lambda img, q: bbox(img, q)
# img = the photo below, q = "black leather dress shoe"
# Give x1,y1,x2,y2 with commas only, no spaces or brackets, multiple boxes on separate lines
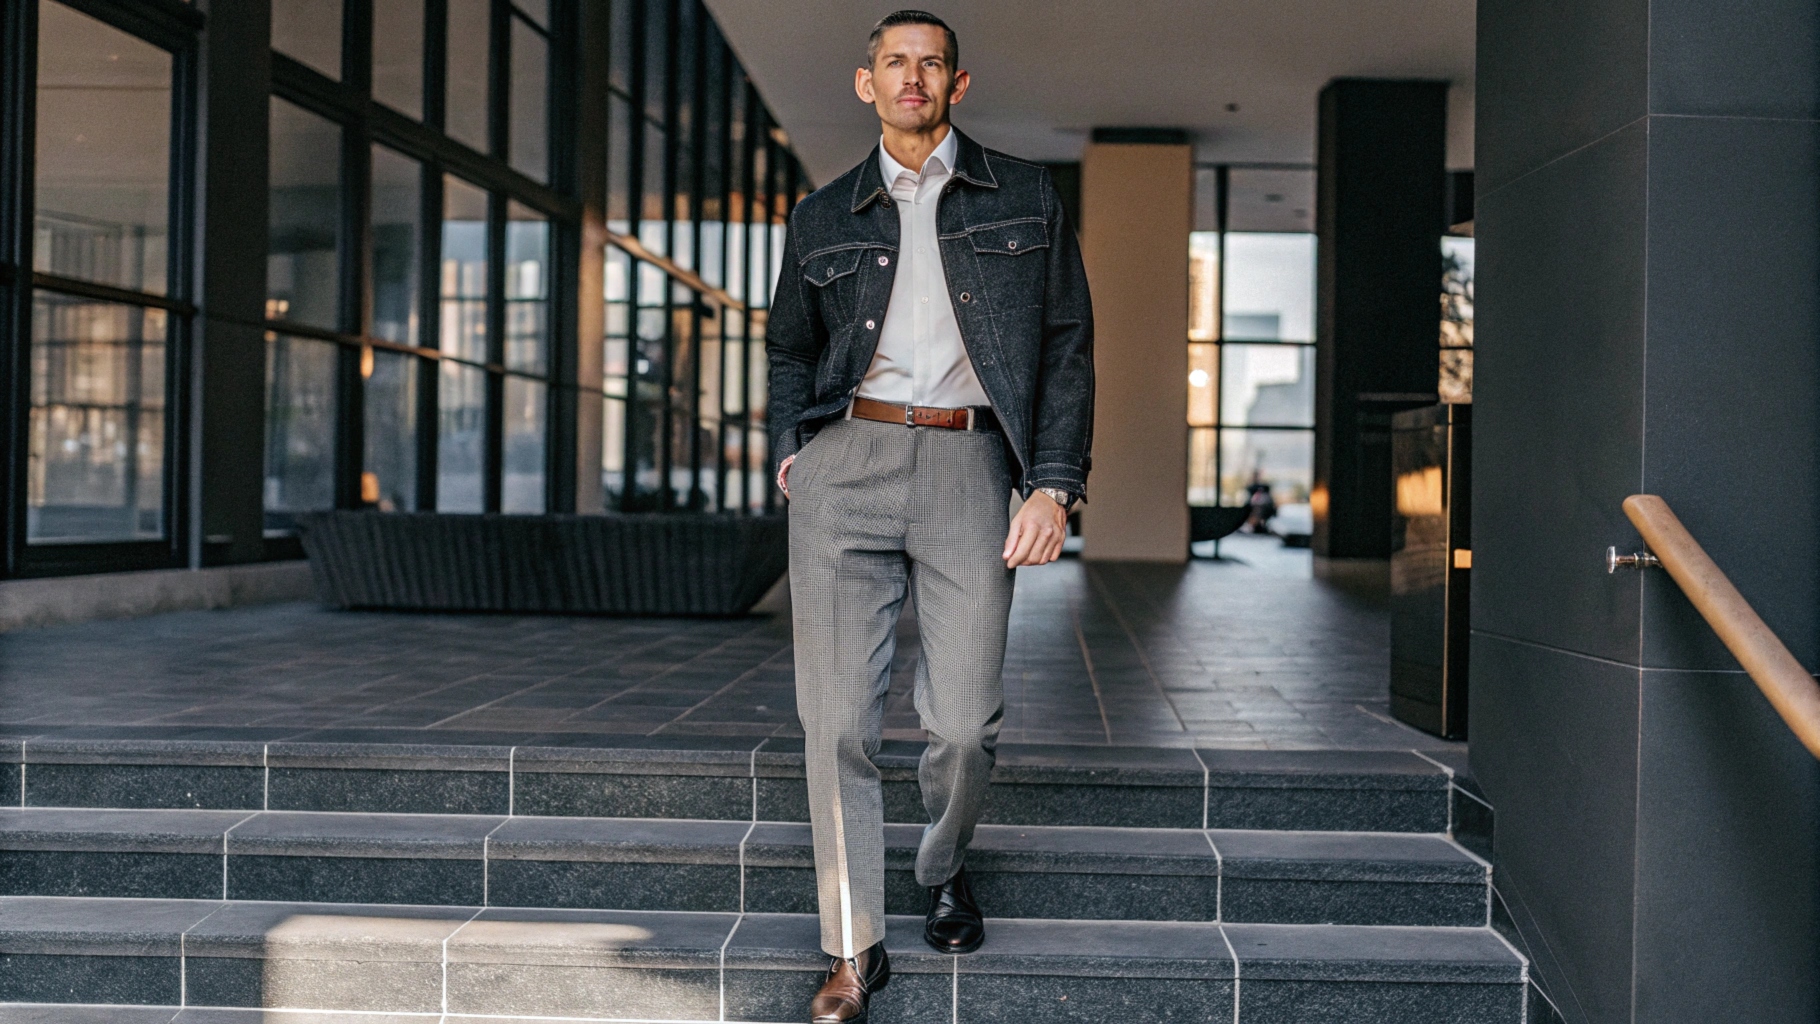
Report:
809,941,889,1023
924,865,985,954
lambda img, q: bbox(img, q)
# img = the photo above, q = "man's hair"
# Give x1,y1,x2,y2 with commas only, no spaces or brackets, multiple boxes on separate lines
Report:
865,10,958,71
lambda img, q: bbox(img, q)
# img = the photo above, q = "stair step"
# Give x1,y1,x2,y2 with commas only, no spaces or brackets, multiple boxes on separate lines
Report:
2,729,1451,831
0,807,1487,927
0,896,1525,1023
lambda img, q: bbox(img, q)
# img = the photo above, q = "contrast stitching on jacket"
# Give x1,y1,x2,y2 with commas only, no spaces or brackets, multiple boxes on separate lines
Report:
799,240,895,266
938,216,1047,240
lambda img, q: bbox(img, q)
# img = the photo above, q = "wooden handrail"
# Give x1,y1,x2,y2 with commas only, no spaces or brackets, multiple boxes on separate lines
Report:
1623,495,1820,759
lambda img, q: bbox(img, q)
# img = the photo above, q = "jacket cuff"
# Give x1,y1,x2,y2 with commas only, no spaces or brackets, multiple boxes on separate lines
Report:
1023,459,1088,499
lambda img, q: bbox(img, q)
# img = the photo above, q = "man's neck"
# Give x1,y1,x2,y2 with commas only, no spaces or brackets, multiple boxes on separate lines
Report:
881,122,951,175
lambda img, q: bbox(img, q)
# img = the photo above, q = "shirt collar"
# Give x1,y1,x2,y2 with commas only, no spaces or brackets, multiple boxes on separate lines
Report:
878,127,959,189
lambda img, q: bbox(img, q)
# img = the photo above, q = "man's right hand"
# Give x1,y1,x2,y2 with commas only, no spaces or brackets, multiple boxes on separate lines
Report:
776,454,796,499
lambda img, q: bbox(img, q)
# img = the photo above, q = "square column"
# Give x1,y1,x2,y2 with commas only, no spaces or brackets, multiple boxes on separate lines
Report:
1313,80,1449,560
1079,138,1191,561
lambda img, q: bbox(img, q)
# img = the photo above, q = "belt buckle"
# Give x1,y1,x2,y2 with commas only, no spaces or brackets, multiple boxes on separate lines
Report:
904,404,915,428
966,408,976,430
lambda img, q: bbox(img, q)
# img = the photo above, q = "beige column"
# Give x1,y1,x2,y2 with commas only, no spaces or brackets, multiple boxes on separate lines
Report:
1078,142,1192,561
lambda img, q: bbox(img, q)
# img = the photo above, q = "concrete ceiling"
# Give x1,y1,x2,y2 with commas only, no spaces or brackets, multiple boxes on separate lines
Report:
704,0,1476,189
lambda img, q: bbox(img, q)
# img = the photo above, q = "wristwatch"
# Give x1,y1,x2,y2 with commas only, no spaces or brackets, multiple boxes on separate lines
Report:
1036,486,1079,512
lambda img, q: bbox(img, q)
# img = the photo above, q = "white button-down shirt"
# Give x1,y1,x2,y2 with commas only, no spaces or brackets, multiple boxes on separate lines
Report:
856,129,990,410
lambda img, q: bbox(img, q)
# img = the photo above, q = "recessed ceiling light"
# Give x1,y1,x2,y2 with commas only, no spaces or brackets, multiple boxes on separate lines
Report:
1225,103,1239,113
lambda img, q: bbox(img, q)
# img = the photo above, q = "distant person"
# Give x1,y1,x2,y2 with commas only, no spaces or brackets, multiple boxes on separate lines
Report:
766,10,1094,1022
1245,474,1276,532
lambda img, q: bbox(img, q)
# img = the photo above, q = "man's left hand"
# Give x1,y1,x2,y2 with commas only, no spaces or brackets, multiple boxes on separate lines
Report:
1003,490,1068,567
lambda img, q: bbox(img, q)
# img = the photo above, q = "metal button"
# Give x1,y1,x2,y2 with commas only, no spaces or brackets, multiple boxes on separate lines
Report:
1008,240,1018,249
878,256,889,266
960,292,971,303
865,320,875,329
827,267,836,278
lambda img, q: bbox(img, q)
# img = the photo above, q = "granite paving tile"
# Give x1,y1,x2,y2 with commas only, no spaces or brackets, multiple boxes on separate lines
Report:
0,556,1458,754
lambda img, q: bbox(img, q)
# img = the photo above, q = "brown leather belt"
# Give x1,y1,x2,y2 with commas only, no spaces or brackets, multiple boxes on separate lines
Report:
850,395,999,432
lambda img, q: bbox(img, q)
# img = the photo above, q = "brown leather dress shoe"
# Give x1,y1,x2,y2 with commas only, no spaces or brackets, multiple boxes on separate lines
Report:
809,941,890,1023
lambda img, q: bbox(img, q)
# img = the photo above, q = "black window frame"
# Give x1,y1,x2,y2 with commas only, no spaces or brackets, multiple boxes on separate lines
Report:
0,0,203,580
262,0,578,532
597,0,809,516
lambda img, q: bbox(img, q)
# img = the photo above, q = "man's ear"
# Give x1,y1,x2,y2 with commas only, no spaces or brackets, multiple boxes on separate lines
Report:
948,69,971,105
855,66,876,104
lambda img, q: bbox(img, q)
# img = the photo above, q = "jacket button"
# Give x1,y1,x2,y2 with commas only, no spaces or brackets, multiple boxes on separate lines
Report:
960,292,971,303
865,320,876,329
1008,240,1018,249
878,256,889,266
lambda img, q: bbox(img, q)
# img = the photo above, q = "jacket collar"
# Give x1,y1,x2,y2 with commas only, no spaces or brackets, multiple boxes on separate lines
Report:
849,125,998,213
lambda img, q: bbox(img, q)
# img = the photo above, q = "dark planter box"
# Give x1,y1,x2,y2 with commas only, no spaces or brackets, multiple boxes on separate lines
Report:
296,511,789,616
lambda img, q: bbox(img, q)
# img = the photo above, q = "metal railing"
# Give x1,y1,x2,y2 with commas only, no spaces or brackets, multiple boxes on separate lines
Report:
1614,495,1820,759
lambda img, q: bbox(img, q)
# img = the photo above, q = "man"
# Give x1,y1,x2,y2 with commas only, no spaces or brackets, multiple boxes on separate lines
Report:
767,10,1093,1023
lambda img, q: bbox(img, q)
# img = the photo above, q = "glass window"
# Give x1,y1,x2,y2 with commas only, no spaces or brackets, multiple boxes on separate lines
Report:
643,0,668,124
273,0,343,79
371,146,422,346
1223,233,1316,342
641,123,669,256
440,175,489,364
1219,428,1314,507
28,295,166,543
608,0,634,93
446,0,492,151
264,334,339,523
1440,236,1475,404
606,93,634,233
34,2,172,295
602,396,626,506
505,201,549,373
516,0,550,28
268,98,344,330
509,16,549,183
1220,344,1315,428
438,362,487,511
605,241,631,439
364,349,418,511
1187,343,1218,427
1188,233,1219,341
502,376,545,512
1188,427,1218,507
373,0,426,119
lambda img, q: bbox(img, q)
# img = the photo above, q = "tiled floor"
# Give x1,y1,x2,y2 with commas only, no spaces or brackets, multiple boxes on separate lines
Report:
0,539,1457,752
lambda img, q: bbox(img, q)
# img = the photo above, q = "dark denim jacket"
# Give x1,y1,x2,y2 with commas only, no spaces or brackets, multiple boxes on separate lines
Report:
766,127,1094,499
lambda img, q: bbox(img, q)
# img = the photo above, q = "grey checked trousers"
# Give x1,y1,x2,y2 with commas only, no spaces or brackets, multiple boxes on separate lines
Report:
787,415,1015,958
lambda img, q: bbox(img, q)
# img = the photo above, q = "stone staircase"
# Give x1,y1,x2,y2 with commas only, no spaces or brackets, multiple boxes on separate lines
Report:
0,730,1523,1022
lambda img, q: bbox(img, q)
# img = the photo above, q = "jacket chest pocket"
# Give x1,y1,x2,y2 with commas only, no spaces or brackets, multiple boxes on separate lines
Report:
966,220,1049,307
801,247,867,324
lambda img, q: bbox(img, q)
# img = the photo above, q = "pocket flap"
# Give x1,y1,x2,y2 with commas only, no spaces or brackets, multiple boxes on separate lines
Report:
967,220,1049,256
801,248,864,286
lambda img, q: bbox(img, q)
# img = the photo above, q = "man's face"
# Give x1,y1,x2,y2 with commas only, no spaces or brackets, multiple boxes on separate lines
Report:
856,24,968,133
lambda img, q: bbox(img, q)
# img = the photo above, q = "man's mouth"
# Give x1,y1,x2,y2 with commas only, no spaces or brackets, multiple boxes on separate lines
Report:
897,94,928,106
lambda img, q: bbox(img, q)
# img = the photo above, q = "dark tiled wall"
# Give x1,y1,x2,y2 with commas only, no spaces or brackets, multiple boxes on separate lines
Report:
1472,1,1820,1021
